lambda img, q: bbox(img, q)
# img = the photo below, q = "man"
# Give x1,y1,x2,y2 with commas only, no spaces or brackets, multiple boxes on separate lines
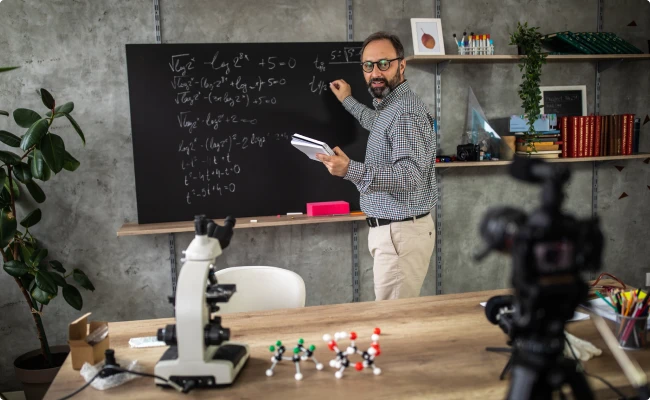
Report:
316,32,438,300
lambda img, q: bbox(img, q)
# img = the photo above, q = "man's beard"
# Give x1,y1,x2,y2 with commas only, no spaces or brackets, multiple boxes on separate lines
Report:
367,69,402,99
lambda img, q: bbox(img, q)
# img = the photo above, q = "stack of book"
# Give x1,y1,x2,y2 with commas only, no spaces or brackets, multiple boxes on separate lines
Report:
515,131,563,158
559,115,640,158
541,31,643,54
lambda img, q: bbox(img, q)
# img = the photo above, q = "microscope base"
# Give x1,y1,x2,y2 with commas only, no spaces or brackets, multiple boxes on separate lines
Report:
155,343,250,389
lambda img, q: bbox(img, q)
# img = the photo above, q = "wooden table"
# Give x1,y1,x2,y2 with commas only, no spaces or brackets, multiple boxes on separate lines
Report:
44,290,649,399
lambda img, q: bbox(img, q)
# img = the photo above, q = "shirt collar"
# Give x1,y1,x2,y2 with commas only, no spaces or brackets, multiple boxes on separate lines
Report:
372,80,410,110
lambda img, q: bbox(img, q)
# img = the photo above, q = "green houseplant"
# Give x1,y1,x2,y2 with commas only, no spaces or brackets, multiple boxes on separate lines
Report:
1,67,94,396
510,22,547,153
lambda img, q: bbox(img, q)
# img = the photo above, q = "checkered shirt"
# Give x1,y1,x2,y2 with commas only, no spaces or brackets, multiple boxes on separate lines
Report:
342,80,437,220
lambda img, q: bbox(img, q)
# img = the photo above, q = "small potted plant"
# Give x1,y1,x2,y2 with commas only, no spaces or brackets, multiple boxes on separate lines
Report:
510,22,547,153
1,67,94,400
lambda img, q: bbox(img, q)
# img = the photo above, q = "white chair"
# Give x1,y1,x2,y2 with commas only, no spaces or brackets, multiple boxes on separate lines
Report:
214,266,306,314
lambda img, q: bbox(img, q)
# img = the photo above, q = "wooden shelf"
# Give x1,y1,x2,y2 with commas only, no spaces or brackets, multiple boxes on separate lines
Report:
118,213,367,236
437,153,650,168
405,54,650,64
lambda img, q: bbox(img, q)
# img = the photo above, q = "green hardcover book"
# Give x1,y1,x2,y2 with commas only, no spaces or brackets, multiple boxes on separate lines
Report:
610,33,643,54
584,32,616,54
577,33,609,54
570,32,604,54
585,32,615,53
541,32,592,54
598,33,625,54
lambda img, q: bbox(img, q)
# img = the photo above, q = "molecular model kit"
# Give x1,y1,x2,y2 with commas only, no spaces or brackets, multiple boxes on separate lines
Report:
323,327,381,379
266,339,323,380
265,328,382,380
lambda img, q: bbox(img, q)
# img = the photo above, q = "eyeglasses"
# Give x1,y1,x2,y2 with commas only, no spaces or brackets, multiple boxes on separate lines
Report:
361,57,402,73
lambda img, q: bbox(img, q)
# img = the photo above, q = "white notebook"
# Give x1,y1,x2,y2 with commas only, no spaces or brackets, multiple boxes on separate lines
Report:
291,134,335,162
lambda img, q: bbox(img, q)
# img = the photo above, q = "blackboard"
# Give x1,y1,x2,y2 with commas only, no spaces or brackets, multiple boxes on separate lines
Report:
125,43,373,224
541,89,585,119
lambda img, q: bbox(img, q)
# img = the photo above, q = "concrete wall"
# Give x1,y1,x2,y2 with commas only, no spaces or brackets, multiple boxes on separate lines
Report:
0,0,648,391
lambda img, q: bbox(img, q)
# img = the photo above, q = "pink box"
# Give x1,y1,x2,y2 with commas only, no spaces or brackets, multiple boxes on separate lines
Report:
306,201,350,216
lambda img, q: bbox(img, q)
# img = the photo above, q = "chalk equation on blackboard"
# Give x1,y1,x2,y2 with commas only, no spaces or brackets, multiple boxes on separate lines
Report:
167,47,361,205
127,42,369,222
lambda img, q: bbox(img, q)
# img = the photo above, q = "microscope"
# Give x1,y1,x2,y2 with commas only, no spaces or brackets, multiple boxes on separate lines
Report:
154,215,249,394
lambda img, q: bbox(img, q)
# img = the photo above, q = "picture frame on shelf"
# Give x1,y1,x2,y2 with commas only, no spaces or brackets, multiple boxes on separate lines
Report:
411,18,445,56
539,85,587,118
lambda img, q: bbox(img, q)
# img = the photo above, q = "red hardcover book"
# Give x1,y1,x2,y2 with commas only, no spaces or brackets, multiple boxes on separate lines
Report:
561,117,569,157
570,116,579,158
588,116,595,157
578,117,585,157
626,114,634,155
617,115,623,155
594,115,601,157
622,114,629,156
611,115,618,156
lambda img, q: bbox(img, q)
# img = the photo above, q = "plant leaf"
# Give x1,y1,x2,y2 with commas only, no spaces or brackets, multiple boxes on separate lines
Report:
63,285,82,310
35,270,57,295
50,272,67,287
0,168,6,182
39,133,65,173
20,118,49,150
4,175,20,198
0,188,9,209
55,102,73,115
25,181,46,203
0,130,21,147
0,67,19,73
13,162,32,184
0,150,21,165
31,286,53,305
29,148,51,181
40,89,55,109
49,260,65,273
20,273,34,290
63,113,85,146
13,109,41,129
20,243,35,265
3,260,30,277
0,208,17,248
73,268,95,291
63,151,80,172
31,248,48,266
20,208,41,228
0,110,8,117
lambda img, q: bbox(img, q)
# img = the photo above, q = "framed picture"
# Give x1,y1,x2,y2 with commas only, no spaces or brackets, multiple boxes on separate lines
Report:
411,18,445,56
539,85,587,118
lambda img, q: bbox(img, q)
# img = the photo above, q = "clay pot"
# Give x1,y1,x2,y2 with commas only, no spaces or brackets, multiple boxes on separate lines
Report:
13,345,70,400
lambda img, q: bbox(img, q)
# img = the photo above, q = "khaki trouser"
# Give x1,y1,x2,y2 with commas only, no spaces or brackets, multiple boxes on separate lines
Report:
368,214,435,300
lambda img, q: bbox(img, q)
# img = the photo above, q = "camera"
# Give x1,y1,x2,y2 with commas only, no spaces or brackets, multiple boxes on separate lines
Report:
457,143,479,161
475,157,605,400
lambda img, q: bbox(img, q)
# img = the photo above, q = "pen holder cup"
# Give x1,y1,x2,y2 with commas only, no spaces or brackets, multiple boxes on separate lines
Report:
615,314,648,350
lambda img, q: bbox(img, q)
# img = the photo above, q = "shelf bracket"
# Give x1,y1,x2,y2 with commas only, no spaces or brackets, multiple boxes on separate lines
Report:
597,59,623,73
437,60,451,74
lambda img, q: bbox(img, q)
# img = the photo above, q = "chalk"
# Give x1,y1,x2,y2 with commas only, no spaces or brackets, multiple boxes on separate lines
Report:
287,212,303,215
250,219,258,223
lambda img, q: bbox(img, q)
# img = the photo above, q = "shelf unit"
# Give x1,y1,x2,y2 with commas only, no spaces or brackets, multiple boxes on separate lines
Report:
405,54,650,63
405,54,650,72
437,153,650,168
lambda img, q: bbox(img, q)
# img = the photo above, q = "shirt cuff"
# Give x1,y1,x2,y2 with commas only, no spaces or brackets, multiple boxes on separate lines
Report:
344,160,364,183
341,96,358,113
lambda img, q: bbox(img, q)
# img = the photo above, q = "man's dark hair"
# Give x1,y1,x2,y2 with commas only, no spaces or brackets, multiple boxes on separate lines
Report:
361,31,405,59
